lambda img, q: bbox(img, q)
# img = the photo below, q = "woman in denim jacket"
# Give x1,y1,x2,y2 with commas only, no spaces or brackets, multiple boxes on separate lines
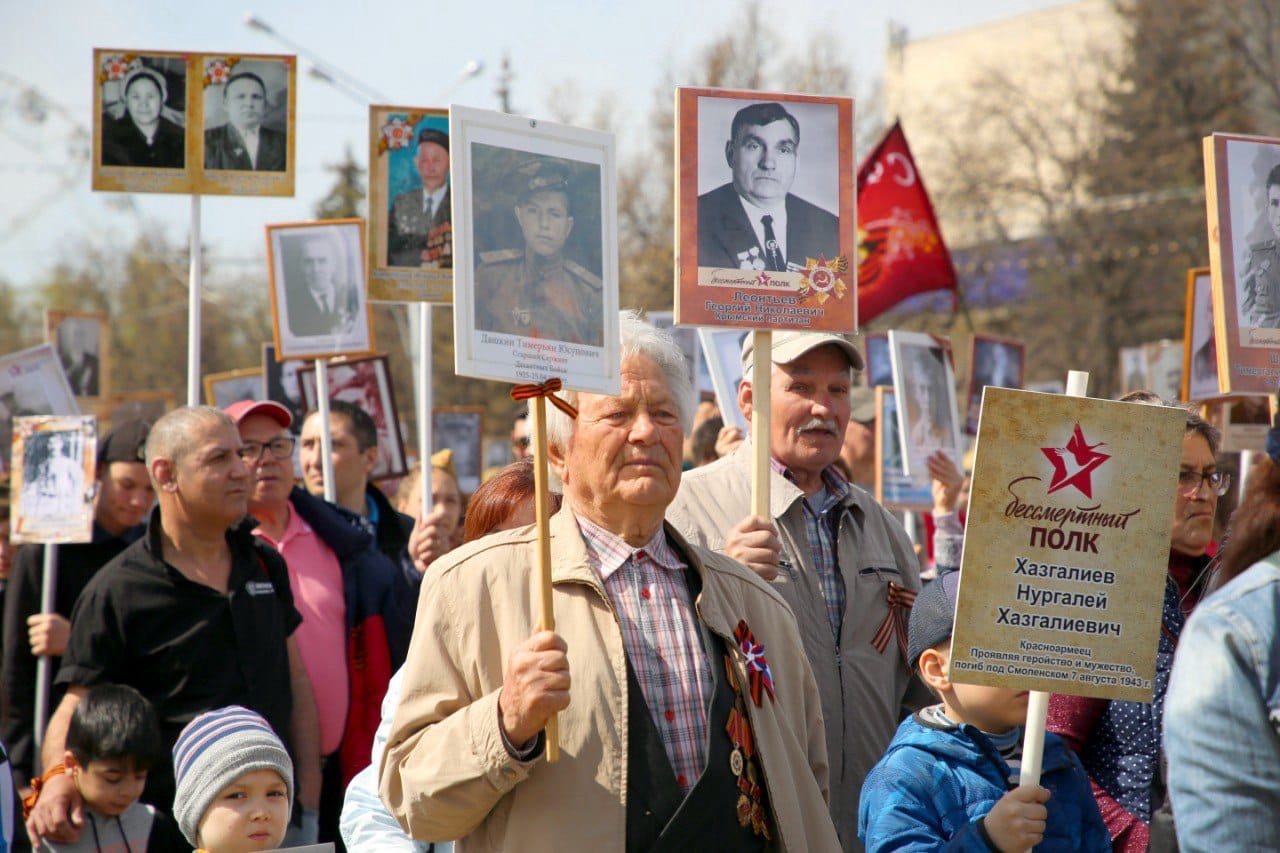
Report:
1164,428,1280,851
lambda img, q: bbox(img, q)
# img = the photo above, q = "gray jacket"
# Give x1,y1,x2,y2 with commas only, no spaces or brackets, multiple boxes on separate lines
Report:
666,442,923,852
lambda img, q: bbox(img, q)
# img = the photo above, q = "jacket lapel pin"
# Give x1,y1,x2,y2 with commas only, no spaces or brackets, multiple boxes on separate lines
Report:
733,619,775,706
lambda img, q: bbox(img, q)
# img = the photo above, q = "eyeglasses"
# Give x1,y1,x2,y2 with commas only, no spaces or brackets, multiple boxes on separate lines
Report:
1177,469,1231,497
237,437,296,463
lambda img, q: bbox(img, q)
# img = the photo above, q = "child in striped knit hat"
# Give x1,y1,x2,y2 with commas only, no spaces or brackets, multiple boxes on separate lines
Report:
171,707,293,853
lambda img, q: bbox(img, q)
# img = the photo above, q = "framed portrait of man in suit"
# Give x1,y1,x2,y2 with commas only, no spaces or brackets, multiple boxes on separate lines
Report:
195,52,295,197
266,219,374,362
675,87,855,334
92,48,193,194
45,311,109,402
368,105,453,303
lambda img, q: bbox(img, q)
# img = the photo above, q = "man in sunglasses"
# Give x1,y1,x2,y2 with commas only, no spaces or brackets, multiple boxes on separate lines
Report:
1048,392,1226,851
227,400,409,847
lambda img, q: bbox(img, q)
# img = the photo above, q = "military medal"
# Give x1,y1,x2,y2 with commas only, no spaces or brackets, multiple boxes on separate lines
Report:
724,654,772,841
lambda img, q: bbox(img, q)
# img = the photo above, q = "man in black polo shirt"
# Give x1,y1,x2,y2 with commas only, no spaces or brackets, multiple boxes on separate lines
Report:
24,406,321,847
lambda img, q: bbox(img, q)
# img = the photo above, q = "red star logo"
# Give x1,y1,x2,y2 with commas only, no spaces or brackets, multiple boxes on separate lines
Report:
755,272,772,287
1040,423,1110,498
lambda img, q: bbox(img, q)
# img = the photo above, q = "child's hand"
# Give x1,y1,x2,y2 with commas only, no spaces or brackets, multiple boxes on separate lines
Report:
983,785,1049,852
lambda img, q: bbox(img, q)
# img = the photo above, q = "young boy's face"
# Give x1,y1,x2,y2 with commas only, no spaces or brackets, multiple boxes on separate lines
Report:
71,757,148,817
199,768,289,852
921,643,1031,734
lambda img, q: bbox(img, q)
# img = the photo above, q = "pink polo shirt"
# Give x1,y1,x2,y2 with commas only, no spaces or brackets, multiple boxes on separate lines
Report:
255,506,349,755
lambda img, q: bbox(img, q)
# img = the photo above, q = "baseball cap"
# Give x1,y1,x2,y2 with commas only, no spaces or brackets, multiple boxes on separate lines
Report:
224,399,293,429
98,419,151,464
740,331,865,378
849,387,876,424
907,570,962,671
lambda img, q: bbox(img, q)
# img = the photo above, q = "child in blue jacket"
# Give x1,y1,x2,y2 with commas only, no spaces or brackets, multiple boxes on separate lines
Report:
858,572,1110,851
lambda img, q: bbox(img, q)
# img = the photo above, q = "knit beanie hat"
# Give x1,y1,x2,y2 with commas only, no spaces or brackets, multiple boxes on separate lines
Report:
172,706,294,846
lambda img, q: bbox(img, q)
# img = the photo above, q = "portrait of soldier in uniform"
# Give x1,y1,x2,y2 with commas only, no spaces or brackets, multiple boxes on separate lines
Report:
388,126,451,268
1240,163,1280,329
203,66,288,172
697,101,839,272
474,158,603,347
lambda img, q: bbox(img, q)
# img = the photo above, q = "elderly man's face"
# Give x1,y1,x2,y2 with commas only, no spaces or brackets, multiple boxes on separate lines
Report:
415,141,449,192
514,190,573,258
224,76,265,132
726,119,798,207
168,421,250,526
1171,432,1217,557
126,77,162,128
554,354,684,514
1268,184,1280,239
301,240,337,294
238,413,295,512
746,345,851,478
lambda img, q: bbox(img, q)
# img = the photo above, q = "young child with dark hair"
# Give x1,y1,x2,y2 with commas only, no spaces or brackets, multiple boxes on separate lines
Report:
858,572,1111,852
42,683,185,851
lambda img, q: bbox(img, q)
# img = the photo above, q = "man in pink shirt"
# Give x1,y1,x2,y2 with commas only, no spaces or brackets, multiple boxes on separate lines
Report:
226,400,405,848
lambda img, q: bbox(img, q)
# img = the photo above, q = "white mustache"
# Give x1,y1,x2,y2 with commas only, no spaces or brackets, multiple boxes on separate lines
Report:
798,418,838,434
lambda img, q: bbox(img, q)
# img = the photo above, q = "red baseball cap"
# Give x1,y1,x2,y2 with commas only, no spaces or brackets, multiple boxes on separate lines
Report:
224,399,293,429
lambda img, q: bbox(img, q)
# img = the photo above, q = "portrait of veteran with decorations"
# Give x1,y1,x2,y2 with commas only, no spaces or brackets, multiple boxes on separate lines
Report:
380,312,839,852
474,159,603,347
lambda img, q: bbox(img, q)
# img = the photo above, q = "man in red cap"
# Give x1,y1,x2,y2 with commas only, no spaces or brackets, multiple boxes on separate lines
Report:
226,399,408,847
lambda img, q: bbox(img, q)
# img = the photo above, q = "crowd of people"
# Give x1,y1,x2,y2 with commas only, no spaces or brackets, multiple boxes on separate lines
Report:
0,313,1276,852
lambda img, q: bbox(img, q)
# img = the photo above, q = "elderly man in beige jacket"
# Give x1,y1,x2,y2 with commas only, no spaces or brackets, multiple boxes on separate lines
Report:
666,331,924,852
380,312,838,852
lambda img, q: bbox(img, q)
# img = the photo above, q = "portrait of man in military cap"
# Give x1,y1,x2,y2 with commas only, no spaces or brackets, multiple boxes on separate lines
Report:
387,125,451,268
472,152,604,347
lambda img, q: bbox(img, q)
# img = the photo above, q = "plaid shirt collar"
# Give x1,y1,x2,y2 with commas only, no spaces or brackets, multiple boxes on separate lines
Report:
576,514,685,582
769,458,852,507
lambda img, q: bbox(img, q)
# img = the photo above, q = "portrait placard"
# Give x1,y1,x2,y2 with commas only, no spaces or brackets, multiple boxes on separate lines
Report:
697,328,749,433
674,87,856,333
262,344,307,432
11,415,97,544
105,390,174,430
964,335,1024,434
864,332,890,387
44,311,110,401
1182,267,1226,403
950,388,1185,701
0,344,81,476
433,406,483,494
266,220,374,361
1204,132,1280,393
193,53,296,196
450,105,619,394
1117,346,1147,396
1212,396,1271,453
888,330,961,478
204,367,265,408
92,49,193,194
874,386,932,511
1142,340,1182,403
649,311,703,400
368,105,452,302
298,355,406,480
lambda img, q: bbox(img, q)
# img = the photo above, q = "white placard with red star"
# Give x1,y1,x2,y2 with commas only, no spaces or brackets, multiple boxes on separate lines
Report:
948,388,1185,702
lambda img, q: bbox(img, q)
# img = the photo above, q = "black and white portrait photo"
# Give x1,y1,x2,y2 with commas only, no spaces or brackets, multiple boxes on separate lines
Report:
965,336,1024,434
99,55,186,170
47,312,107,399
695,97,840,272
864,333,891,387
889,330,961,478
267,220,372,361
1184,268,1220,401
263,343,307,432
204,368,264,409
12,416,96,544
202,57,289,172
434,408,483,495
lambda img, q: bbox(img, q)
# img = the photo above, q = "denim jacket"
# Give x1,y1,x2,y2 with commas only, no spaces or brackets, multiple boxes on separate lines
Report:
1164,553,1280,851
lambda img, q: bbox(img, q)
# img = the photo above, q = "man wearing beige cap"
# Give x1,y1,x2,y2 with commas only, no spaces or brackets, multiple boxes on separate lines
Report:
667,330,923,852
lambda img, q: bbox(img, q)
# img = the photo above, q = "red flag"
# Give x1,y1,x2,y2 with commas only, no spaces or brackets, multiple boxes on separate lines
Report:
856,121,957,323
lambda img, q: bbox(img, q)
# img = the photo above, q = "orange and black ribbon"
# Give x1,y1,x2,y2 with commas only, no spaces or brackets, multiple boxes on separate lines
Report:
509,378,578,419
872,581,918,662
22,763,66,819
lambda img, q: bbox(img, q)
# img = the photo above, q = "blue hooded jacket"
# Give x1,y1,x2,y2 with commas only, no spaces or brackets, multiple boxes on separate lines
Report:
859,712,1110,852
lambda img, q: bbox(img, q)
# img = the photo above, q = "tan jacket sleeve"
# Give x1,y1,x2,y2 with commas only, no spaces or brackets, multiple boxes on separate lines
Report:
378,567,538,841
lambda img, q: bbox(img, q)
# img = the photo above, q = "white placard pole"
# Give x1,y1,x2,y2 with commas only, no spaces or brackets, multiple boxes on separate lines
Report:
187,195,202,407
1019,368,1089,788
316,359,336,503
32,543,59,766
751,331,772,520
417,303,433,517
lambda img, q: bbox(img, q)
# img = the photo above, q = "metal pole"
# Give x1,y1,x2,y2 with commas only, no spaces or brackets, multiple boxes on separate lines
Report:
188,195,202,407
316,360,336,502
32,544,59,765
417,303,433,517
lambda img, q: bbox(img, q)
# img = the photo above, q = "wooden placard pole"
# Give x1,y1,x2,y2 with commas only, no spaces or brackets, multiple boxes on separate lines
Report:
316,359,336,503
187,195,203,407
530,394,559,761
751,331,772,519
32,543,59,765
417,304,434,517
1019,368,1089,788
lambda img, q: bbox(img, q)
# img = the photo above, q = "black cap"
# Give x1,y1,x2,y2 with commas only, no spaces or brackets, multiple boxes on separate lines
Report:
98,419,151,465
906,570,962,671
417,127,448,150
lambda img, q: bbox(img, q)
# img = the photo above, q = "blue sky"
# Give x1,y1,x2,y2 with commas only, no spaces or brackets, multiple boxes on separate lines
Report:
0,0,1062,289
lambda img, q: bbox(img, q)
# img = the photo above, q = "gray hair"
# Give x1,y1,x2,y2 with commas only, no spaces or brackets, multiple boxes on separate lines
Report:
144,406,234,474
1118,391,1221,456
545,310,694,451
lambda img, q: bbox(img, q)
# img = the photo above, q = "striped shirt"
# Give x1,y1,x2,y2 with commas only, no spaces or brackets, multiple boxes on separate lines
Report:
773,460,851,640
577,516,712,793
